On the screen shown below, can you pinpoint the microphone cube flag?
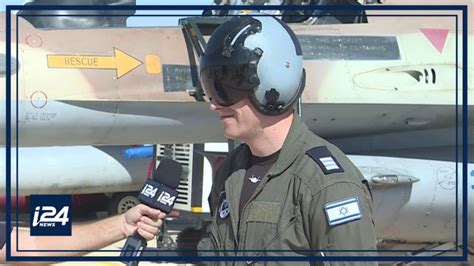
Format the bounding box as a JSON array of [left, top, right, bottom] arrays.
[[154, 185, 178, 214], [138, 179, 161, 207], [137, 178, 178, 213]]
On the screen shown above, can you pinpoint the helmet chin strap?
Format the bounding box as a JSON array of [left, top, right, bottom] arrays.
[[296, 68, 306, 118], [298, 68, 307, 95]]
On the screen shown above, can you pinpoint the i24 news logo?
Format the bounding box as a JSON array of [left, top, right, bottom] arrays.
[[32, 206, 69, 227], [157, 191, 176, 206], [30, 195, 72, 236], [142, 184, 158, 198]]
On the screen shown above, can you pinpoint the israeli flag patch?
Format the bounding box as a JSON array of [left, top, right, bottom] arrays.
[[324, 196, 362, 226]]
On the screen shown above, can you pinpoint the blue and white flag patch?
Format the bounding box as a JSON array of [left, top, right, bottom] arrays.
[[324, 196, 362, 226]]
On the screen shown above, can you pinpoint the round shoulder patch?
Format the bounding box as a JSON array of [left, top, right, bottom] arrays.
[[219, 198, 230, 219]]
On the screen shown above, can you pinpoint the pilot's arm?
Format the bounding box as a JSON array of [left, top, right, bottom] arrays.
[[302, 181, 378, 265]]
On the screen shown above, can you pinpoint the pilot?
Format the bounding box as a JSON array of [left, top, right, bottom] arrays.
[[197, 16, 378, 264], [0, 204, 165, 263]]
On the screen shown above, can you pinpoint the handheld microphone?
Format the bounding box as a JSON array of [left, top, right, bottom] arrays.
[[121, 158, 182, 264]]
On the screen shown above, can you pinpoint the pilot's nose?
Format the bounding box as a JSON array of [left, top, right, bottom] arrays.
[[209, 98, 223, 111]]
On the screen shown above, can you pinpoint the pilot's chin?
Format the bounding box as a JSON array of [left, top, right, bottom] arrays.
[[222, 131, 238, 141]]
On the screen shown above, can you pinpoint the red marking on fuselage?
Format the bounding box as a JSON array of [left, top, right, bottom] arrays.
[[26, 34, 43, 48], [420, 28, 449, 53]]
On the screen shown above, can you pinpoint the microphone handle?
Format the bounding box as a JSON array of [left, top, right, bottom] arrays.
[[127, 261, 139, 266], [121, 232, 148, 266]]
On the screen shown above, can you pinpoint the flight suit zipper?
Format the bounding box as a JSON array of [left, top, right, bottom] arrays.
[[237, 172, 276, 253]]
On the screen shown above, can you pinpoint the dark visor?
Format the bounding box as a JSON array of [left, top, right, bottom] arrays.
[[199, 16, 262, 106], [200, 48, 260, 106]]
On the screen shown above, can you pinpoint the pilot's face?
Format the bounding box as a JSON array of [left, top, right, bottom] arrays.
[[210, 97, 263, 142]]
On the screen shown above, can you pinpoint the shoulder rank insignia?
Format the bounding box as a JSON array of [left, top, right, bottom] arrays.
[[324, 196, 362, 226], [306, 146, 344, 174]]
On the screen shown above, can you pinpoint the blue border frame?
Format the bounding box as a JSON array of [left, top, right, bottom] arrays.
[[4, 4, 469, 263]]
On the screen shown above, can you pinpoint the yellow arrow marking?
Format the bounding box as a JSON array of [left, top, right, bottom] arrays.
[[47, 48, 142, 78]]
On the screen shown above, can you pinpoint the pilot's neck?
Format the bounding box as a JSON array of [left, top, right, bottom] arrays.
[[245, 112, 293, 157]]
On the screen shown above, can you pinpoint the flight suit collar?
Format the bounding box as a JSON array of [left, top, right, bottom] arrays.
[[270, 114, 307, 177], [229, 114, 306, 175], [234, 114, 307, 177]]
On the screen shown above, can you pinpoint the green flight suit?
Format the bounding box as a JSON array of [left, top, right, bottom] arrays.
[[200, 116, 378, 265]]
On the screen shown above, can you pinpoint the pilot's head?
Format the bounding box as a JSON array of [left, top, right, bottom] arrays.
[[200, 16, 305, 116]]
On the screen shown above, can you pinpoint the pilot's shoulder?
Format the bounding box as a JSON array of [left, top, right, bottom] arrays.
[[294, 136, 362, 193]]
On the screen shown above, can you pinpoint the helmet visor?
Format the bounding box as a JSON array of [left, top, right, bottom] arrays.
[[200, 50, 258, 106]]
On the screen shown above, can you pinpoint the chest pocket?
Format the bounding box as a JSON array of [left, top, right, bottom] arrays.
[[241, 201, 280, 250]]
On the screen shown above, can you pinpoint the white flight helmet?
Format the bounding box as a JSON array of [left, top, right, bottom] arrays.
[[200, 15, 305, 115]]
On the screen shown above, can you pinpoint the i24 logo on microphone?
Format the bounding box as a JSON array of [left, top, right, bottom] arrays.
[[141, 184, 158, 198], [157, 191, 176, 206], [30, 195, 72, 236]]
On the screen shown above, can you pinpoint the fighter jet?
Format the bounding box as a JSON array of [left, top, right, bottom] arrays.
[[0, 0, 472, 147], [1, 0, 472, 259]]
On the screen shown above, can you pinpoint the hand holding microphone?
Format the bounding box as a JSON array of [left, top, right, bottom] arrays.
[[121, 158, 182, 263], [121, 204, 166, 241]]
